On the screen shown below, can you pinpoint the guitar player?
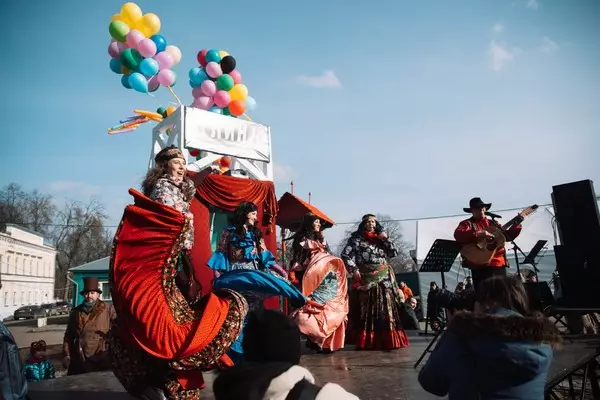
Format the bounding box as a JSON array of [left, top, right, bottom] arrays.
[[454, 197, 524, 290]]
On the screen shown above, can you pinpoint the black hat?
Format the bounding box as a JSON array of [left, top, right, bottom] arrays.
[[80, 277, 102, 296], [242, 309, 301, 365], [463, 197, 492, 213]]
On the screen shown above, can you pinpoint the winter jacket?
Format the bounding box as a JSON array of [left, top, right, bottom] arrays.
[[0, 321, 27, 399], [418, 308, 561, 399], [24, 356, 56, 382], [213, 362, 360, 400]]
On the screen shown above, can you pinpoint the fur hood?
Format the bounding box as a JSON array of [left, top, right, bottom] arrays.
[[448, 309, 562, 348]]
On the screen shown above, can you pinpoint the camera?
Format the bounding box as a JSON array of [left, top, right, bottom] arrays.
[[428, 288, 477, 313]]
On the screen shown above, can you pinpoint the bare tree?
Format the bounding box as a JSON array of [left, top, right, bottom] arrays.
[[336, 213, 416, 273], [0, 183, 56, 235]]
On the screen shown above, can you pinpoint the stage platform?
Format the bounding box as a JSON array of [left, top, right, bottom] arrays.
[[26, 335, 600, 400]]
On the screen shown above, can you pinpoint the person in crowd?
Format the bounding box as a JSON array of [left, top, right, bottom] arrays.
[[418, 275, 562, 399], [398, 280, 413, 300], [142, 145, 200, 300], [208, 201, 306, 362], [289, 213, 349, 353], [340, 214, 409, 350], [62, 277, 116, 376], [401, 296, 420, 330], [454, 282, 465, 295], [426, 281, 444, 331], [464, 276, 473, 291], [24, 340, 55, 382], [0, 320, 28, 399], [212, 309, 360, 400]]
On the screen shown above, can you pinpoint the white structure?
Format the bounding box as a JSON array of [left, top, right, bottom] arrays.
[[151, 106, 273, 181], [0, 224, 56, 320]]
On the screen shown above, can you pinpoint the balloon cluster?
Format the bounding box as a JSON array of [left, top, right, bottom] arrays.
[[188, 49, 257, 117], [108, 3, 181, 94]]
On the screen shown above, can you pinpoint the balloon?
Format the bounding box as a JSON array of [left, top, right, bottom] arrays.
[[120, 48, 143, 71], [220, 56, 236, 74], [205, 49, 221, 64], [137, 38, 157, 58], [165, 45, 182, 65], [218, 50, 229, 58], [193, 96, 213, 110], [222, 107, 231, 116], [228, 100, 246, 116], [128, 72, 148, 93], [150, 35, 167, 53], [148, 76, 160, 92], [108, 40, 124, 59], [189, 149, 200, 157], [120, 2, 143, 27], [166, 106, 176, 116], [209, 107, 222, 114], [121, 74, 132, 89], [139, 58, 159, 76], [213, 90, 231, 108], [219, 156, 232, 168], [126, 29, 145, 49], [216, 74, 234, 91], [154, 52, 174, 70], [136, 13, 161, 37], [157, 69, 176, 86], [197, 49, 208, 66], [228, 84, 248, 101], [110, 14, 123, 22], [109, 20, 130, 42], [205, 62, 222, 78], [245, 96, 257, 111], [157, 107, 167, 117], [121, 66, 131, 74], [200, 80, 217, 97], [189, 67, 208, 85], [229, 70, 242, 84], [109, 58, 123, 74]]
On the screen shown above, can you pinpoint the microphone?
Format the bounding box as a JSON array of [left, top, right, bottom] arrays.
[[485, 211, 502, 219]]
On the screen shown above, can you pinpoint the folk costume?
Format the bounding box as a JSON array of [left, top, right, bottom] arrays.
[[341, 214, 409, 350], [110, 149, 248, 400], [289, 214, 349, 352], [454, 198, 522, 289]]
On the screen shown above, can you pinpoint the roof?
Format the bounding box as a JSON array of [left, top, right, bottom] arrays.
[[277, 192, 335, 231], [69, 257, 110, 272]]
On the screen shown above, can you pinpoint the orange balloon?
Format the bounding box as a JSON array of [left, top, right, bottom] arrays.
[[219, 156, 232, 168], [228, 100, 246, 117], [121, 66, 131, 74], [166, 106, 176, 116]]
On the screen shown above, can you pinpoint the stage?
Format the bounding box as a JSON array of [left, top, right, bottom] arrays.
[[26, 334, 600, 400]]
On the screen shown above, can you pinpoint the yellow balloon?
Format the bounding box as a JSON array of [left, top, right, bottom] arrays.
[[120, 2, 143, 27], [229, 84, 248, 101], [110, 14, 123, 22], [136, 13, 161, 37], [219, 50, 229, 58]]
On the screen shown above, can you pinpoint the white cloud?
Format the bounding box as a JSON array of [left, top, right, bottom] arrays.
[[296, 70, 342, 89], [539, 36, 559, 54], [272, 163, 295, 183], [487, 40, 521, 71], [493, 23, 504, 33], [526, 0, 540, 9], [47, 181, 101, 197]]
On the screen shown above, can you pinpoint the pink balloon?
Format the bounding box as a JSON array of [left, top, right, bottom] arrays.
[[200, 80, 217, 97], [192, 87, 204, 98], [157, 69, 176, 87], [126, 29, 145, 49], [148, 76, 160, 92], [213, 90, 231, 108], [137, 38, 157, 58], [229, 70, 242, 84], [205, 62, 222, 78], [154, 52, 174, 71], [193, 96, 214, 110], [108, 40, 125, 58]]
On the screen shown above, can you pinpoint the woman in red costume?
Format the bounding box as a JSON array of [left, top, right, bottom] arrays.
[[289, 213, 349, 353], [110, 146, 248, 400]]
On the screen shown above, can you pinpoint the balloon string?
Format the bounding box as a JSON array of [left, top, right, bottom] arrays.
[[242, 113, 252, 121], [167, 86, 183, 105]]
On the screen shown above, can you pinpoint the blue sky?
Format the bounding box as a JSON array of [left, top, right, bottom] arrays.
[[1, 0, 598, 249]]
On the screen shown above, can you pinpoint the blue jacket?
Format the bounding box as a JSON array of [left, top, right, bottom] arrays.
[[418, 308, 561, 400], [24, 357, 55, 382]]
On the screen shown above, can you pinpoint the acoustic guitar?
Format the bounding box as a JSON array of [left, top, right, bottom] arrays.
[[459, 205, 539, 266]]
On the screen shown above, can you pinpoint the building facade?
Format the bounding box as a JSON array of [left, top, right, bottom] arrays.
[[0, 224, 57, 320]]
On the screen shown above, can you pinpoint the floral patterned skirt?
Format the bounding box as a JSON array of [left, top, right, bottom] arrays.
[[348, 265, 410, 350]]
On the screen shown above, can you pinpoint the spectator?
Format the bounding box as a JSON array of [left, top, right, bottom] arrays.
[[401, 297, 420, 330], [398, 281, 413, 301], [0, 321, 28, 399], [426, 282, 444, 331], [24, 340, 55, 382], [464, 276, 473, 291]]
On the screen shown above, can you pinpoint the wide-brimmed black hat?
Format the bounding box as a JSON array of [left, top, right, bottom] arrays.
[[463, 197, 492, 213]]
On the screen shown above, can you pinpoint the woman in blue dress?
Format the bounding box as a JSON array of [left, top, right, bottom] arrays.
[[208, 201, 306, 363]]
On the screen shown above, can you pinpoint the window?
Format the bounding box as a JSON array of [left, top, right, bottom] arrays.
[[36, 260, 40, 276], [23, 258, 27, 275], [0, 255, 4, 274], [15, 257, 19, 274], [13, 292, 17, 306], [21, 291, 25, 305], [99, 281, 112, 301], [3, 292, 8, 306], [29, 291, 33, 304], [7, 256, 11, 274]]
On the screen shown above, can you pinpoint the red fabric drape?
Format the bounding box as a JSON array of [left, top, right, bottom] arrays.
[[189, 174, 280, 310]]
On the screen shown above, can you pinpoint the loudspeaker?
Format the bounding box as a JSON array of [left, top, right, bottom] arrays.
[[524, 282, 554, 312], [554, 245, 600, 307], [551, 179, 600, 250]]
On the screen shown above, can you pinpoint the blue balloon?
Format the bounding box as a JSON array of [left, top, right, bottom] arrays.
[[121, 74, 132, 89], [189, 79, 200, 88], [205, 49, 221, 63], [189, 67, 208, 86], [139, 58, 159, 77], [209, 106, 222, 114], [150, 34, 167, 53], [245, 96, 257, 111], [128, 72, 148, 93], [109, 58, 122, 74]]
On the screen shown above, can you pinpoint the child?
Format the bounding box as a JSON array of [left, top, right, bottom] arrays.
[[24, 340, 55, 382], [213, 309, 359, 400]]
